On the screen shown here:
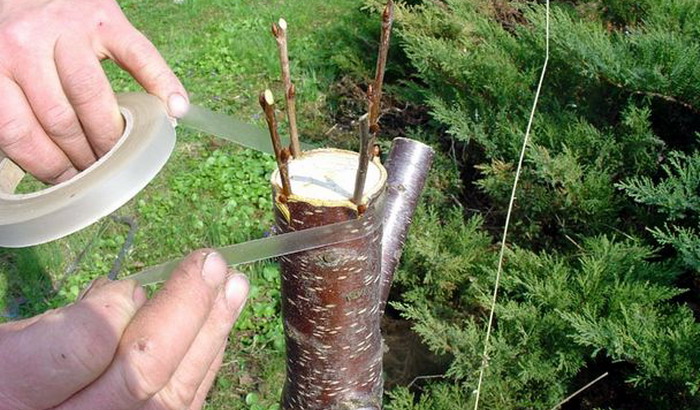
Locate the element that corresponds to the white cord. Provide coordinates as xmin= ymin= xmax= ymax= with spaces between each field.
xmin=473 ymin=1 xmax=550 ymax=408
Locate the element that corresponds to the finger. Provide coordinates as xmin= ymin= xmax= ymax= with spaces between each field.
xmin=102 ymin=27 xmax=189 ymax=117
xmin=13 ymin=53 xmax=97 ymax=170
xmin=0 ymin=279 xmax=145 ymax=410
xmin=0 ymin=278 xmax=112 ymax=334
xmin=76 ymin=276 xmax=112 ymax=301
xmin=54 ymin=36 xmax=123 ymax=157
xmin=190 ymin=344 xmax=226 ymax=410
xmin=55 ymin=250 xmax=229 ymax=410
xmin=0 ymin=76 xmax=78 ymax=183
xmin=2 ymin=277 xmax=124 ymax=333
xmin=144 ymin=273 xmax=249 ymax=410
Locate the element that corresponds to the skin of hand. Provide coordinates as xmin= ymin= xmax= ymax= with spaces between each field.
xmin=0 ymin=0 xmax=189 ymax=184
xmin=0 ymin=250 xmax=249 ymax=410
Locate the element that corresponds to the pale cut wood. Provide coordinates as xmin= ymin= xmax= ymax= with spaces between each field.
xmin=272 ymin=149 xmax=384 ymax=202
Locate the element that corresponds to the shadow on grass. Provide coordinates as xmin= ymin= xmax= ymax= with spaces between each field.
xmin=0 ymin=247 xmax=61 ymax=322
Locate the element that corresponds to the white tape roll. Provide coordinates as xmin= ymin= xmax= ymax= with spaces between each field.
xmin=0 ymin=93 xmax=175 ymax=248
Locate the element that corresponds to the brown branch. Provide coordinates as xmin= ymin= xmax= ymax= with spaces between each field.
xmin=368 ymin=0 xmax=394 ymax=134
xmin=630 ymin=90 xmax=699 ymax=114
xmin=259 ymin=89 xmax=292 ymax=196
xmin=407 ymin=374 xmax=445 ymax=390
xmin=379 ymin=138 xmax=434 ymax=312
xmin=603 ymin=76 xmax=699 ymax=114
xmin=272 ymin=18 xmax=301 ymax=157
xmin=550 ymin=372 xmax=609 ymax=410
xmin=273 ymin=167 xmax=386 ymax=409
xmin=352 ymin=114 xmax=374 ymax=205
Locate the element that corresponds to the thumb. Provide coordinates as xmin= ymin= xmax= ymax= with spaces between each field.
xmin=0 ymin=278 xmax=146 ymax=410
xmin=98 ymin=15 xmax=189 ymax=117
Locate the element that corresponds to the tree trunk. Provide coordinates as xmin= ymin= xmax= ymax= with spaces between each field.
xmin=272 ymin=139 xmax=433 ymax=409
xmin=272 ymin=148 xmax=387 ymax=410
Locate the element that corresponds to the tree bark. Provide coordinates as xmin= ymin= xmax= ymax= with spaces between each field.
xmin=272 ymin=149 xmax=388 ymax=410
xmin=379 ymin=138 xmax=434 ymax=312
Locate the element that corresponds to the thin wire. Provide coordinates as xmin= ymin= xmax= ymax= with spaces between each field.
xmin=473 ymin=1 xmax=550 ymax=408
xmin=108 ymin=215 xmax=139 ymax=280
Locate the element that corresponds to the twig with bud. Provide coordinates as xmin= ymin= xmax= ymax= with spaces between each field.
xmin=259 ymin=89 xmax=292 ymax=196
xmin=368 ymin=0 xmax=394 ymax=134
xmin=354 ymin=0 xmax=394 ymax=206
xmin=272 ymin=18 xmax=301 ymax=158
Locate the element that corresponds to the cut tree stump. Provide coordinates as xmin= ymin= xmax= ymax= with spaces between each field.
xmin=271 ymin=148 xmax=387 ymax=410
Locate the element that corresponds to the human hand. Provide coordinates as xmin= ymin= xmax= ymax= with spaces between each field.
xmin=0 ymin=249 xmax=248 ymax=410
xmin=0 ymin=0 xmax=189 ymax=184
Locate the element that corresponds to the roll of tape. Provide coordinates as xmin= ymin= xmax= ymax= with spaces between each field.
xmin=0 ymin=93 xmax=175 ymax=248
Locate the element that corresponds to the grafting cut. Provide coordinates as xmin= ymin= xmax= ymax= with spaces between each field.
xmin=271 ymin=149 xmax=387 ymax=410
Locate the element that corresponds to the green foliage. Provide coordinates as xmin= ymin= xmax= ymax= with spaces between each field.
xmin=619 ymin=150 xmax=700 ymax=221
xmin=386 ymin=383 xmax=471 ymax=410
xmin=383 ymin=2 xmax=700 ymax=407
xmin=394 ymin=207 xmax=494 ymax=308
xmin=133 ymin=147 xmax=275 ymax=264
xmin=619 ymin=149 xmax=700 ymax=272
xmin=394 ymin=0 xmax=690 ymax=244
xmin=652 ymin=226 xmax=700 ymax=272
xmin=597 ymin=0 xmax=654 ymax=25
xmin=395 ymin=207 xmax=699 ymax=408
xmin=551 ymin=1 xmax=700 ymax=111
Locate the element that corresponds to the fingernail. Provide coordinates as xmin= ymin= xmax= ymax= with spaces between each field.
xmin=167 ymin=93 xmax=189 ymax=118
xmin=225 ymin=273 xmax=250 ymax=312
xmin=202 ymin=251 xmax=227 ymax=287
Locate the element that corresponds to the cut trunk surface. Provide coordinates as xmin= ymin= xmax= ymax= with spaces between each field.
xmin=271 ymin=149 xmax=388 ymax=410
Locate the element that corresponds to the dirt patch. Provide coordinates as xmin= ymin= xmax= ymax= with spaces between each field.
xmin=323 ymin=76 xmax=431 ymax=150
xmin=382 ymin=316 xmax=451 ymax=389
xmin=491 ymin=0 xmax=527 ymax=33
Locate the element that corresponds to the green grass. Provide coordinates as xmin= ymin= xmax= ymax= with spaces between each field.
xmin=0 ymin=1 xmax=376 ymax=408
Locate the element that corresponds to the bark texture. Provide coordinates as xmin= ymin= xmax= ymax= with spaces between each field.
xmin=272 ymin=149 xmax=387 ymax=410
